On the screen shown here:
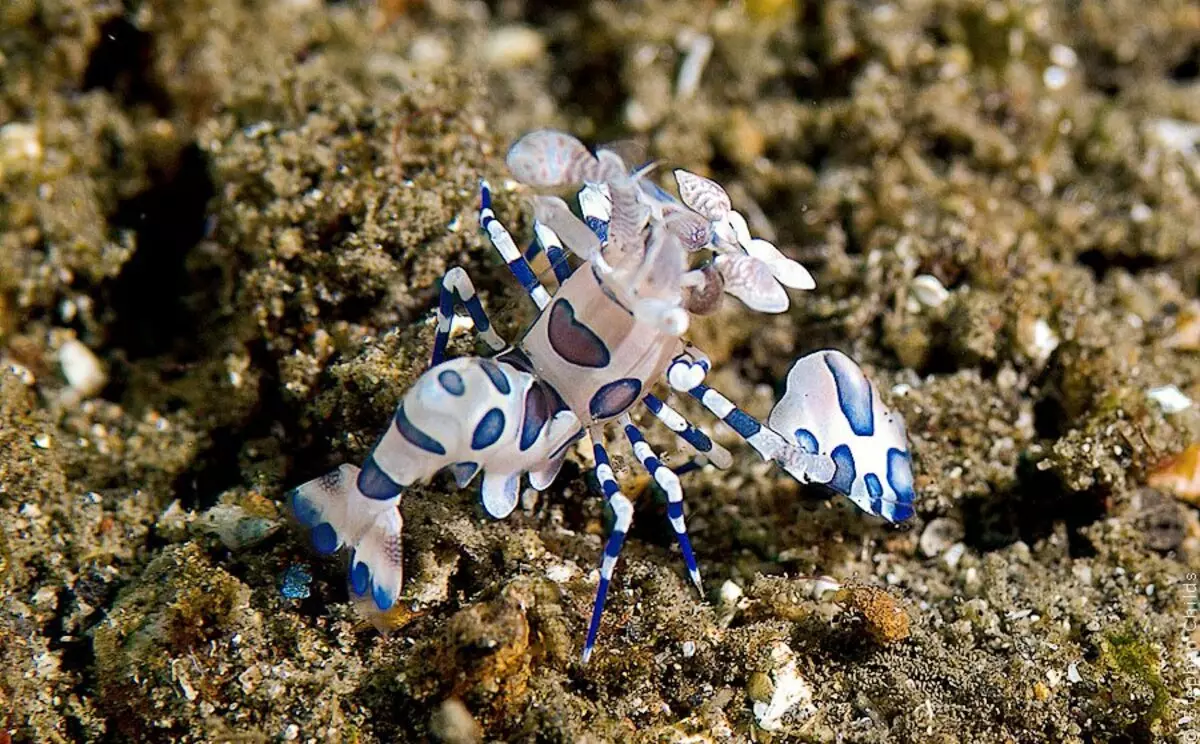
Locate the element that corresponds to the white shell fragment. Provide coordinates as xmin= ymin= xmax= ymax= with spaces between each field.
xmin=920 ymin=518 xmax=965 ymax=558
xmin=485 ymin=25 xmax=545 ymax=68
xmin=675 ymin=32 xmax=714 ymax=100
xmin=910 ymin=274 xmax=950 ymax=309
xmin=1147 ymin=385 xmax=1193 ymax=414
xmin=752 ymin=643 xmax=816 ymax=732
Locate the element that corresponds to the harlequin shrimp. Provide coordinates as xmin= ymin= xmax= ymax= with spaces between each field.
xmin=286 ymin=130 xmax=917 ymax=661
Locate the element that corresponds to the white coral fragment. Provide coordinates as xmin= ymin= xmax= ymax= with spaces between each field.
xmin=752 ymin=643 xmax=816 ymax=732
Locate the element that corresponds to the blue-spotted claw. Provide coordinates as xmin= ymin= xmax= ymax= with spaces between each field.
xmin=768 ymin=350 xmax=916 ymax=523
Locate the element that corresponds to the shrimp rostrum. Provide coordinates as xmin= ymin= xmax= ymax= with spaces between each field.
xmin=286 ymin=130 xmax=917 ymax=661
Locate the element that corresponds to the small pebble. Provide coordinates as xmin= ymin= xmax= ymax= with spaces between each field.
xmin=1067 ymin=662 xmax=1082 ymax=683
xmin=58 ymin=337 xmax=107 ymax=401
xmin=1150 ymin=118 xmax=1200 ymax=155
xmin=430 ymin=698 xmax=482 ymax=744
xmin=910 ymin=274 xmax=950 ymax=309
xmin=1043 ymin=66 xmax=1069 ymax=90
xmin=920 ymin=518 xmax=965 ymax=558
xmin=485 ymin=25 xmax=545 ymax=68
xmin=0 ymin=122 xmax=42 ymax=167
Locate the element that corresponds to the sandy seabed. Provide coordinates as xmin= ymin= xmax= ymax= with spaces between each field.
xmin=2 ymin=1 xmax=1200 ymax=741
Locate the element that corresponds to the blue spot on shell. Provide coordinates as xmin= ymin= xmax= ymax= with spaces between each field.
xmin=864 ymin=473 xmax=884 ymax=516
xmin=438 ymin=369 xmax=465 ymax=396
xmin=394 ymin=405 xmax=447 ymax=455
xmin=471 ymin=408 xmax=506 ymax=450
xmin=311 ymin=522 xmax=339 ymax=554
xmin=290 ymin=490 xmax=321 ymax=528
xmin=886 ymin=448 xmax=916 ymax=521
xmin=520 ymin=385 xmax=549 ymax=451
xmin=548 ymin=299 xmax=611 ymax=368
xmin=479 ymin=359 xmax=511 ymax=395
xmin=588 ymin=378 xmax=642 ymax=420
xmin=373 ymin=584 xmax=395 ymax=611
xmin=357 ymin=455 xmax=402 ymax=500
xmin=890 ymin=500 xmax=915 ymax=523
xmin=349 ymin=560 xmax=370 ymax=596
xmin=824 ymin=353 xmax=874 ymax=436
xmin=280 ymin=564 xmax=312 ymax=599
xmin=793 ymin=428 xmax=819 ymax=454
xmin=828 ymin=444 xmax=856 ymax=496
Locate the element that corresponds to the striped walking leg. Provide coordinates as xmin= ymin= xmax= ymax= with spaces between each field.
xmin=641 ymin=393 xmax=732 ymax=470
xmin=429 ymin=267 xmax=507 ymax=367
xmin=684 ymin=383 xmax=835 ymax=485
xmin=582 ymin=432 xmax=634 ymax=664
xmin=521 ymin=221 xmax=574 ymax=285
xmin=479 ymin=180 xmax=552 ymax=310
xmin=619 ymin=414 xmax=702 ymax=593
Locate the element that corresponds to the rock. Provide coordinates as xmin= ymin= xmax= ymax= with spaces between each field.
xmin=920 ymin=518 xmax=966 ymax=558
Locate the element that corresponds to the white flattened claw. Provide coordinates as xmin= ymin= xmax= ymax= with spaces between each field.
xmin=746 ymin=238 xmax=816 ymax=290
xmin=674 ymin=169 xmax=731 ymax=221
xmin=715 ymin=254 xmax=789 ymax=313
xmin=348 ymin=507 xmax=404 ymax=613
xmin=528 ymin=455 xmax=566 ymax=491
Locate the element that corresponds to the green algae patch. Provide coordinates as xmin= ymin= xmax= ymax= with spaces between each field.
xmin=1092 ymin=625 xmax=1173 ymax=739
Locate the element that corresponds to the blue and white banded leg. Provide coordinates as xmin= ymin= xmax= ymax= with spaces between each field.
xmin=682 ymin=380 xmax=837 ymax=486
xmin=618 ymin=413 xmax=702 ymax=593
xmin=430 ymin=266 xmax=507 ymax=366
xmin=479 ymin=180 xmax=552 ymax=310
xmin=583 ymin=431 xmax=634 ymax=664
xmin=533 ymin=222 xmax=574 ymax=284
xmin=640 ymin=393 xmax=732 ymax=470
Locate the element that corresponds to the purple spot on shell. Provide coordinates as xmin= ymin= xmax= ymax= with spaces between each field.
xmin=588 ymin=378 xmax=642 ymax=420
xmin=548 ymin=299 xmax=611 ymax=368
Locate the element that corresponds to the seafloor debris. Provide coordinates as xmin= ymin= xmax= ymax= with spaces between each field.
xmin=280 ymin=564 xmax=313 ymax=600
xmin=1147 ymin=443 xmax=1200 ymax=507
xmin=747 ymin=642 xmax=816 ymax=732
xmin=834 ymin=584 xmax=911 ymax=645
